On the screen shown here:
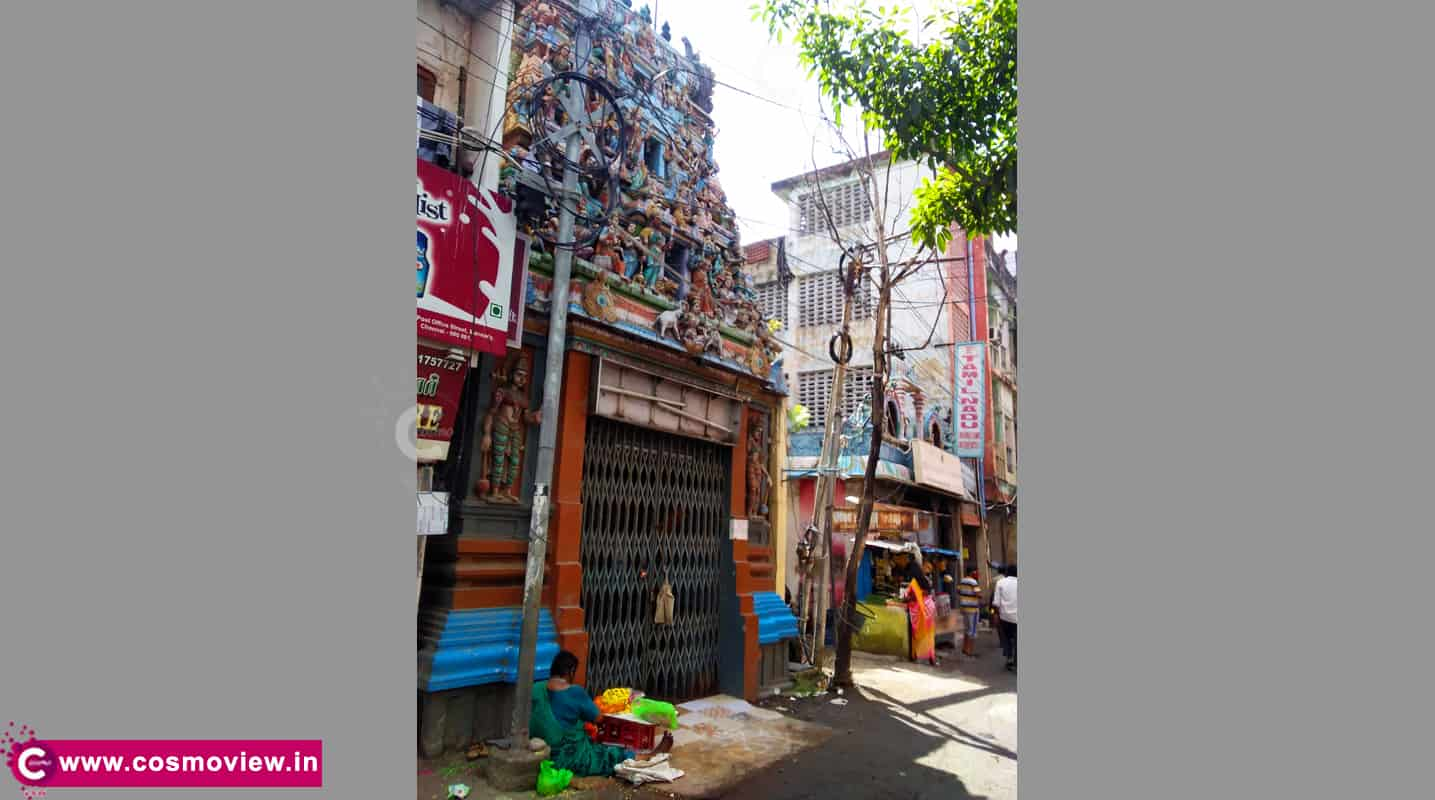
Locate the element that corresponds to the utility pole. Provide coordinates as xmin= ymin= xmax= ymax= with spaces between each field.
xmin=509 ymin=0 xmax=597 ymax=746
xmin=800 ymin=252 xmax=858 ymax=668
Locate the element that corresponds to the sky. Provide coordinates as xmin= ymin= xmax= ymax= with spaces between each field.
xmin=650 ymin=1 xmax=1017 ymax=254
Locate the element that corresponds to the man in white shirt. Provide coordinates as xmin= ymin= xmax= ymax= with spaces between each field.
xmin=992 ymin=564 xmax=1018 ymax=671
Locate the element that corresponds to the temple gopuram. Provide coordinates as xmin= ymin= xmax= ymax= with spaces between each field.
xmin=418 ymin=0 xmax=796 ymax=758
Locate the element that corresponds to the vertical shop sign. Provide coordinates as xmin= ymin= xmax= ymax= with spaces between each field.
xmin=417 ymin=157 xmax=517 ymax=354
xmin=954 ymin=342 xmax=986 ymax=458
xmin=416 ymin=344 xmax=469 ymax=462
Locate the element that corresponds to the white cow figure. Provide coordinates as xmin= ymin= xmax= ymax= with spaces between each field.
xmin=655 ymin=307 xmax=681 ymax=340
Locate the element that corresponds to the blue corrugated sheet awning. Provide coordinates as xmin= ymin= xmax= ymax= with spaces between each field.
xmin=753 ymin=591 xmax=799 ymax=645
xmin=418 ymin=607 xmax=560 ymax=692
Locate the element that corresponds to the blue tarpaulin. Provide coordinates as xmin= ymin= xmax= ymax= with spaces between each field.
xmin=753 ymin=591 xmax=799 ymax=645
xmin=418 ymin=606 xmax=560 ymax=692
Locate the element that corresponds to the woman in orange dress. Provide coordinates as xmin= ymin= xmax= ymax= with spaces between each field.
xmin=893 ymin=548 xmax=939 ymax=666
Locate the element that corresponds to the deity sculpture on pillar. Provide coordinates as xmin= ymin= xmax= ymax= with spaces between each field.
xmin=476 ymin=352 xmax=542 ymax=504
xmin=746 ymin=421 xmax=771 ymax=518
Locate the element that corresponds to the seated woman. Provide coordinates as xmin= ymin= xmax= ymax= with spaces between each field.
xmin=529 ymin=650 xmax=672 ymax=778
xmin=546 ymin=650 xmax=604 ymax=730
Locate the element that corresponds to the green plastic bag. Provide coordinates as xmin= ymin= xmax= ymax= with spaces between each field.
xmin=630 ymin=698 xmax=678 ymax=730
xmin=536 ymin=759 xmax=573 ymax=797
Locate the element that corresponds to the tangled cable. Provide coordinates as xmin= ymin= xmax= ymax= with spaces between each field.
xmin=517 ymin=70 xmax=628 ymax=250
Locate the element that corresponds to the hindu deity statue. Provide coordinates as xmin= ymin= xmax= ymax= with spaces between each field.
xmin=618 ymin=223 xmax=644 ymax=281
xmin=513 ymin=51 xmax=546 ymax=115
xmin=735 ymin=268 xmax=757 ymax=301
xmin=709 ymin=263 xmax=734 ymax=302
xmin=618 ymin=49 xmax=636 ymax=91
xmin=688 ymin=262 xmax=716 ymax=317
xmin=642 ymin=196 xmax=669 ymax=227
xmin=627 ymin=153 xmax=647 ymax=192
xmin=637 ymin=22 xmax=656 ymax=54
xmin=693 ymin=206 xmax=713 ymax=232
xmin=600 ymin=117 xmax=622 ymax=159
xmin=497 ymin=145 xmax=525 ymax=195
xmin=728 ymin=300 xmax=756 ymax=330
xmin=477 ymin=353 xmax=542 ymax=503
xmin=641 ymin=228 xmax=666 ymax=289
xmin=592 ymin=220 xmax=625 ymax=276
xmin=746 ymin=425 xmax=771 ymax=518
xmin=531 ymin=2 xmax=560 ymax=56
xmin=581 ymin=182 xmax=605 ymax=221
xmin=539 ymin=86 xmax=560 ymax=127
xmin=666 ymin=159 xmax=688 ymax=203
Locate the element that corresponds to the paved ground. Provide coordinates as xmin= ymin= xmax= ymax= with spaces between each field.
xmin=417 ymin=629 xmax=1016 ymax=800
xmin=727 ymin=631 xmax=1017 ymax=800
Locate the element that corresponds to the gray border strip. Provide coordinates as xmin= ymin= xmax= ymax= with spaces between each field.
xmin=0 ymin=1 xmax=414 ymax=797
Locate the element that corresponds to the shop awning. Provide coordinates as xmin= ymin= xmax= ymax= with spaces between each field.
xmin=861 ymin=539 xmax=910 ymax=552
xmin=784 ymin=467 xmax=969 ymax=504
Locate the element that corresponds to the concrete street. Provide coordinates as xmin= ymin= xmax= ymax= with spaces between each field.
xmin=417 ymin=630 xmax=1016 ymax=800
xmin=725 ymin=631 xmax=1017 ymax=800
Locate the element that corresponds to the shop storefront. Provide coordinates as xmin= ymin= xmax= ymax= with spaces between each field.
xmin=783 ymin=430 xmax=972 ymax=663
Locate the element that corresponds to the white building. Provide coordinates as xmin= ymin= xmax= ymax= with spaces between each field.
xmin=745 ymin=154 xmax=969 ymax=601
xmin=746 ymin=153 xmax=954 ymax=438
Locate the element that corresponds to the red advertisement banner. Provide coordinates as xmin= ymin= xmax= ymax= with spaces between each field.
xmin=416 ymin=158 xmax=516 ymax=355
xmin=416 ymin=344 xmax=469 ymax=447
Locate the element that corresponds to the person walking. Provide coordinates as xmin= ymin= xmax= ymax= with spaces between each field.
xmin=892 ymin=546 xmax=939 ymax=667
xmin=992 ymin=564 xmax=1018 ymax=671
xmin=957 ymin=566 xmax=982 ymax=657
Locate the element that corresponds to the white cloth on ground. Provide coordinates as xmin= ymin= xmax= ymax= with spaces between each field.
xmin=614 ymin=753 xmax=684 ymax=786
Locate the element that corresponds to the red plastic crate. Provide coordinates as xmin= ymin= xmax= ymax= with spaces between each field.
xmin=596 ymin=713 xmax=656 ymax=752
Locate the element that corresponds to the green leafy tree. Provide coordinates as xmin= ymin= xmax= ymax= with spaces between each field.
xmin=756 ymin=0 xmax=1016 ymax=248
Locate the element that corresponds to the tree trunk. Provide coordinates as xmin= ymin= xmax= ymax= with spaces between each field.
xmin=832 ymin=283 xmax=888 ymax=687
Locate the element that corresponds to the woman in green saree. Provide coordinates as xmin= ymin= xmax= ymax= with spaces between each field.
xmin=529 ymin=651 xmax=672 ymax=777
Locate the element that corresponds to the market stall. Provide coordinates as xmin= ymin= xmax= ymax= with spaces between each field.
xmin=848 ymin=538 xmax=913 ymax=658
xmin=835 ymin=521 xmax=966 ymax=661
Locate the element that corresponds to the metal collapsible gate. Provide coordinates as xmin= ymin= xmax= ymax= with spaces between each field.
xmin=580 ymin=417 xmax=732 ymax=702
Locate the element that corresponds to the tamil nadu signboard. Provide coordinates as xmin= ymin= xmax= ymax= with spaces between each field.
xmin=417 ymin=157 xmax=517 ymax=355
xmin=911 ymin=440 xmax=968 ymax=499
xmin=954 ymin=342 xmax=987 ymax=458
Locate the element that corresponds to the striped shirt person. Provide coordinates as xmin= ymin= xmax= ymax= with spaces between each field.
xmin=958 ymin=569 xmax=982 ymax=656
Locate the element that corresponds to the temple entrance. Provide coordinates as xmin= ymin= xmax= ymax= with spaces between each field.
xmin=579 ymin=417 xmax=732 ymax=702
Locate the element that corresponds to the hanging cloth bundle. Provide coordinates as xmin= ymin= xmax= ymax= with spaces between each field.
xmin=654 ymin=579 xmax=675 ymax=625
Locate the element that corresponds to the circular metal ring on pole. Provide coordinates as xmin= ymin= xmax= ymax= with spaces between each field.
xmin=829 ymin=330 xmax=853 ymax=365
xmin=838 ymin=246 xmax=865 ymax=296
xmin=521 ymin=71 xmax=628 ymax=249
